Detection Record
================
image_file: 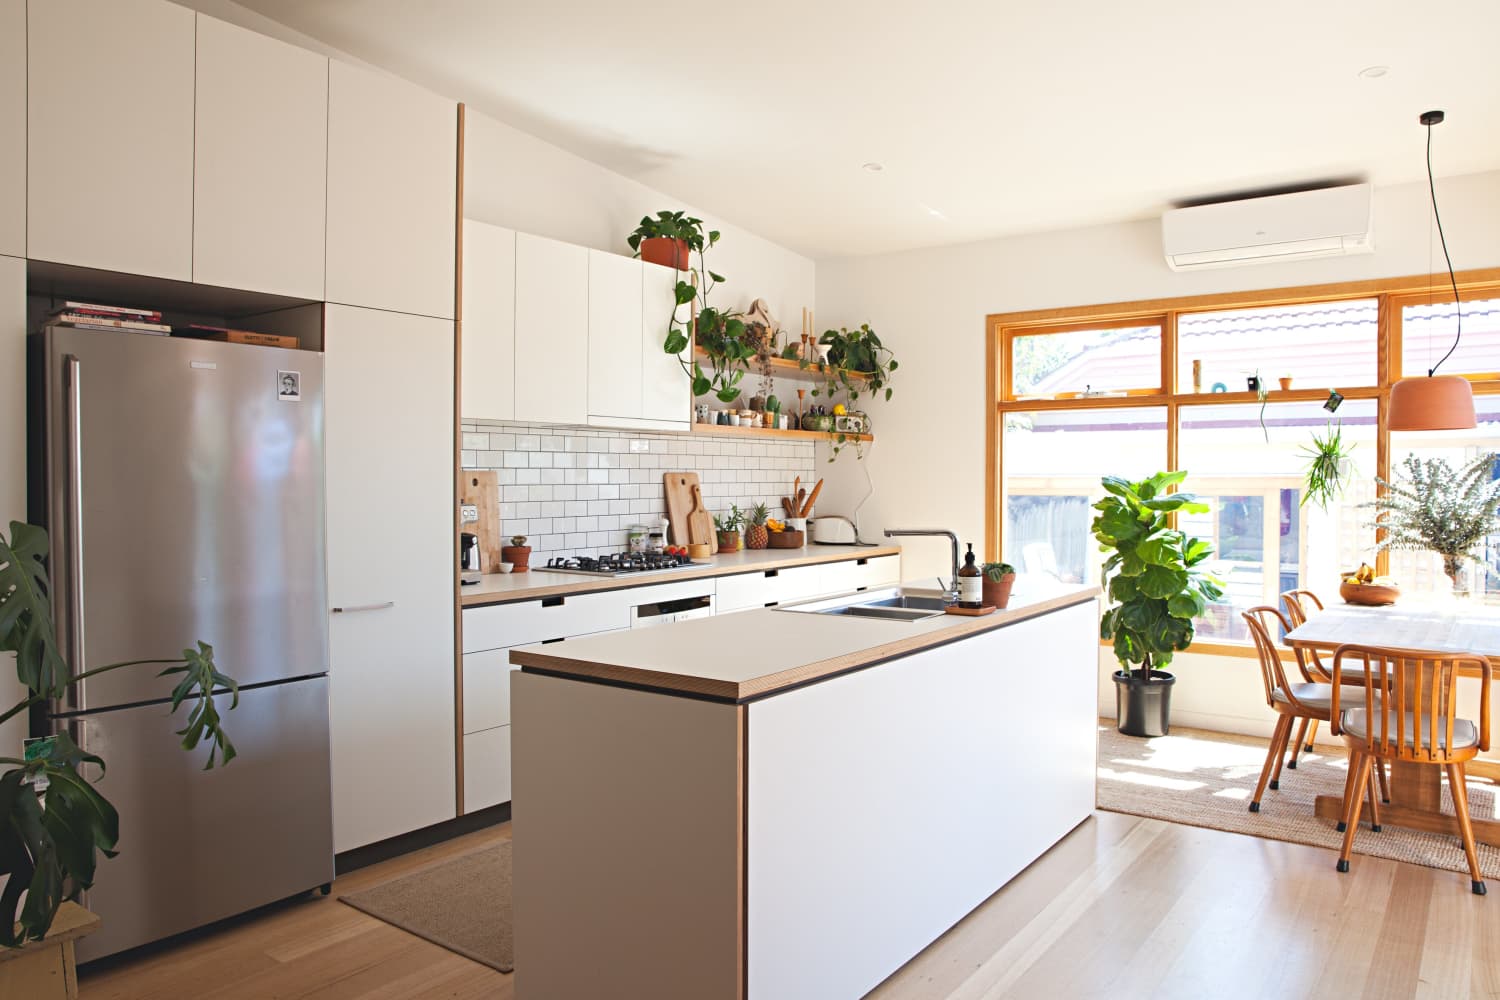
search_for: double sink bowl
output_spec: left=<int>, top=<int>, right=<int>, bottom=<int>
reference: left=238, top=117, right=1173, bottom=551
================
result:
left=778, top=586, right=949, bottom=622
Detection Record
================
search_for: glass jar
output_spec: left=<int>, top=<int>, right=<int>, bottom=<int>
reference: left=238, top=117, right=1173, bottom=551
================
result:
left=627, top=525, right=649, bottom=553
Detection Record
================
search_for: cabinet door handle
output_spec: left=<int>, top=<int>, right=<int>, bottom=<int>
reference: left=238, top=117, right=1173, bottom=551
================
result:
left=331, top=601, right=396, bottom=614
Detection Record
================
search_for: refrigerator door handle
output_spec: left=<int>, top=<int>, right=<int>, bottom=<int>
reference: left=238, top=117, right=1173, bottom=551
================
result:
left=64, top=354, right=88, bottom=713
left=330, top=601, right=395, bottom=614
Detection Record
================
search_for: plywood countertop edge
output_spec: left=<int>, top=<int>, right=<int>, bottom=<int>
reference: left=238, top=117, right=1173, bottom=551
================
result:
left=460, top=545, right=904, bottom=606
left=512, top=588, right=1101, bottom=701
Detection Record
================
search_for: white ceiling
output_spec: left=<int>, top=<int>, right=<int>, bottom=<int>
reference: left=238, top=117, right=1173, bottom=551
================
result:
left=232, top=0, right=1500, bottom=260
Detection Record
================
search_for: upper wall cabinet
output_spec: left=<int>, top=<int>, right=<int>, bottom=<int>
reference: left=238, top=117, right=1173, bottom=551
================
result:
left=193, top=15, right=328, bottom=299
left=461, top=219, right=517, bottom=421
left=326, top=61, right=456, bottom=319
left=0, top=0, right=23, bottom=258
left=641, top=263, right=691, bottom=425
left=587, top=249, right=644, bottom=421
left=514, top=232, right=588, bottom=424
left=27, top=0, right=196, bottom=280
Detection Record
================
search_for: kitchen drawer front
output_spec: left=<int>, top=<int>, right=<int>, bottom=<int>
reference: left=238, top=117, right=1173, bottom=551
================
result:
left=463, top=648, right=517, bottom=734
left=856, top=554, right=901, bottom=589
left=463, top=590, right=629, bottom=652
left=463, top=725, right=512, bottom=812
left=775, top=564, right=827, bottom=604
left=715, top=571, right=781, bottom=613
left=818, top=559, right=865, bottom=597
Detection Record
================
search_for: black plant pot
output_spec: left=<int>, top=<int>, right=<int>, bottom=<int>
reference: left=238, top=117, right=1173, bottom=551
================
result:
left=1114, top=669, right=1175, bottom=737
left=1246, top=376, right=1261, bottom=393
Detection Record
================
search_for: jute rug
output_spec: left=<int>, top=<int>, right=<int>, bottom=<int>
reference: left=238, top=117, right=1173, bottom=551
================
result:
left=340, top=840, right=514, bottom=973
left=1096, top=723, right=1500, bottom=879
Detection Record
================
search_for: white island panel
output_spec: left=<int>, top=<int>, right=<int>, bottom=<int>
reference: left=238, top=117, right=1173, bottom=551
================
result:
left=746, top=600, right=1098, bottom=1000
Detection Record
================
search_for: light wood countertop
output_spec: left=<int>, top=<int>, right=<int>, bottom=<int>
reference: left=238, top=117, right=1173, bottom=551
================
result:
left=460, top=544, right=904, bottom=606
left=510, top=583, right=1100, bottom=701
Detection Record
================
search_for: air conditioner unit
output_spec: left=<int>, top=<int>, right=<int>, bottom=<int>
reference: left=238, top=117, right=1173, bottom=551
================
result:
left=1162, top=183, right=1374, bottom=271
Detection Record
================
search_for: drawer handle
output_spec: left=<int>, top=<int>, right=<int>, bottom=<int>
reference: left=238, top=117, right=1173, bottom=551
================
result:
left=764, top=569, right=779, bottom=578
left=857, top=558, right=869, bottom=566
left=542, top=595, right=565, bottom=608
left=542, top=637, right=565, bottom=644
left=331, top=601, right=395, bottom=614
left=764, top=601, right=778, bottom=608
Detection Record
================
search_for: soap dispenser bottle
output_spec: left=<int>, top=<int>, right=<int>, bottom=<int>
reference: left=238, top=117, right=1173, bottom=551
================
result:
left=958, top=543, right=983, bottom=609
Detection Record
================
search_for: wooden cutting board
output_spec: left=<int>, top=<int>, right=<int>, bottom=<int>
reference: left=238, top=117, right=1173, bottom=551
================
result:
left=459, top=470, right=502, bottom=573
left=688, top=484, right=715, bottom=553
left=663, top=472, right=701, bottom=547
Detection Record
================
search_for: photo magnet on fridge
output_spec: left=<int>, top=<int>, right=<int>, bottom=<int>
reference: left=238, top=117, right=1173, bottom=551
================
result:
left=278, top=371, right=301, bottom=401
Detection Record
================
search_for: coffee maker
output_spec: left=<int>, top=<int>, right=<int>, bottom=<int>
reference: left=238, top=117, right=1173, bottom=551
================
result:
left=460, top=532, right=481, bottom=585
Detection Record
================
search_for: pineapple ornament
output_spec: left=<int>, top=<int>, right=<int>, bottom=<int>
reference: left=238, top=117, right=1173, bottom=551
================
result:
left=745, top=502, right=771, bottom=549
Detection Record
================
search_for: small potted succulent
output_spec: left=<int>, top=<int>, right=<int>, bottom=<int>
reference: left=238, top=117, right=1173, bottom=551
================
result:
left=744, top=503, right=770, bottom=550
left=501, top=534, right=532, bottom=572
left=1278, top=373, right=1294, bottom=391
left=714, top=505, right=744, bottom=552
left=627, top=210, right=719, bottom=271
left=981, top=561, right=1017, bottom=609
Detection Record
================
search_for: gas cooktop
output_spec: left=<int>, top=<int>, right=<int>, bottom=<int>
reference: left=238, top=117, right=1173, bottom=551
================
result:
left=533, top=552, right=696, bottom=577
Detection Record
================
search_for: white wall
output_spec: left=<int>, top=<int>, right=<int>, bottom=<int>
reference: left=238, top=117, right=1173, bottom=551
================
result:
left=816, top=170, right=1500, bottom=746
left=464, top=109, right=815, bottom=341
left=816, top=170, right=1500, bottom=580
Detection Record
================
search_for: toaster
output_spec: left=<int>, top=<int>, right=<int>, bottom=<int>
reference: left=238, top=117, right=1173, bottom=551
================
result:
left=812, top=515, right=858, bottom=545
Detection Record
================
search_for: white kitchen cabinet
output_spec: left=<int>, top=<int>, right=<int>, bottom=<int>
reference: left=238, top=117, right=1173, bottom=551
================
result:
left=325, top=304, right=456, bottom=851
left=514, top=232, right=588, bottom=424
left=27, top=0, right=195, bottom=279
left=463, top=647, right=518, bottom=734
left=460, top=219, right=516, bottom=420
left=641, top=262, right=691, bottom=425
left=193, top=15, right=327, bottom=299
left=463, top=725, right=513, bottom=812
left=819, top=554, right=902, bottom=596
left=716, top=564, right=825, bottom=613
left=0, top=0, right=23, bottom=258
left=326, top=60, right=456, bottom=319
left=587, top=249, right=644, bottom=421
left=463, top=589, right=629, bottom=654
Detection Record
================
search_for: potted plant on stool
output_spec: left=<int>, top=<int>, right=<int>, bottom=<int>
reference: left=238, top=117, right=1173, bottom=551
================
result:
left=1092, top=471, right=1224, bottom=737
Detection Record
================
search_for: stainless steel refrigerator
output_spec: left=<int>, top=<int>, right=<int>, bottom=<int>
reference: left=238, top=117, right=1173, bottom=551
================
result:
left=32, top=325, right=335, bottom=962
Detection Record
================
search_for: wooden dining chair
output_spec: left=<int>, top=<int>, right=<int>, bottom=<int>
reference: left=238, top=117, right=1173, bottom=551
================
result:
left=1280, top=589, right=1391, bottom=803
left=1329, top=643, right=1492, bottom=895
left=1243, top=607, right=1381, bottom=826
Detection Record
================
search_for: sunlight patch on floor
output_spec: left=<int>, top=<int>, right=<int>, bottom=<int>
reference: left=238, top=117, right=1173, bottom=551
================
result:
left=1097, top=766, right=1205, bottom=792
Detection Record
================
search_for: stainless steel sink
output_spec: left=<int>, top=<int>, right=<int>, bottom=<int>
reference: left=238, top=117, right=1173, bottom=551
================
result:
left=777, top=587, right=949, bottom=622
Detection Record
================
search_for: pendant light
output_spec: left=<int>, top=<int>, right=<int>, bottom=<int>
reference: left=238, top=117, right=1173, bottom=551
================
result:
left=1388, top=109, right=1476, bottom=431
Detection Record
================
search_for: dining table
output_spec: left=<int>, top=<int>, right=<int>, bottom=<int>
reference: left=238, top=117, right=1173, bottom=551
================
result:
left=1285, top=600, right=1500, bottom=846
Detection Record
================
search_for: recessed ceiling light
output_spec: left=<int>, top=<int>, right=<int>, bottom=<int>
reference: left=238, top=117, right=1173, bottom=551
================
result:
left=861, top=162, right=884, bottom=173
left=1358, top=65, right=1389, bottom=79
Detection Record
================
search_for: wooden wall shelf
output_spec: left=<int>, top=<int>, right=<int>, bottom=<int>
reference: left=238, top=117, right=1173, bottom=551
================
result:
left=691, top=422, right=873, bottom=444
left=693, top=349, right=872, bottom=385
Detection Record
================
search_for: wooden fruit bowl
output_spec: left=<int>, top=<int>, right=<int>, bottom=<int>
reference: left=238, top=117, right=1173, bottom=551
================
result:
left=1340, top=581, right=1400, bottom=606
left=767, top=530, right=804, bottom=549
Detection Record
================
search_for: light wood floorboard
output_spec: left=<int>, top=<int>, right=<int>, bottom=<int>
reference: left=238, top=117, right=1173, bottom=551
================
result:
left=81, top=812, right=1500, bottom=999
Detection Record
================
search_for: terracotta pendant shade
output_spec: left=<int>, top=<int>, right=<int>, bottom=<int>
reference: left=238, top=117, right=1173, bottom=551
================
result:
left=1387, top=374, right=1476, bottom=431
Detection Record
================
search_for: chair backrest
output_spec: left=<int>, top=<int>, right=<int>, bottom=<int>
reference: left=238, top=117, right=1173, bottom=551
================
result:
left=1330, top=644, right=1493, bottom=763
left=1279, top=589, right=1327, bottom=683
left=1242, top=606, right=1302, bottom=710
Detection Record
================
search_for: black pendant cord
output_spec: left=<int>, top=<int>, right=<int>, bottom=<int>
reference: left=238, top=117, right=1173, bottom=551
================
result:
left=1425, top=120, right=1463, bottom=377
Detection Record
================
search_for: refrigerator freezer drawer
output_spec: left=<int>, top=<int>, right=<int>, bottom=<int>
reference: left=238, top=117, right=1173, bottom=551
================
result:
left=71, top=677, right=334, bottom=962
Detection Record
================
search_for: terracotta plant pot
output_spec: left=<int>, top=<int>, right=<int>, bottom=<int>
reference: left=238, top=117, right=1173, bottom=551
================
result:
left=501, top=545, right=531, bottom=571
left=639, top=236, right=690, bottom=271
left=1279, top=377, right=1293, bottom=391
left=982, top=573, right=1016, bottom=610
left=716, top=530, right=741, bottom=552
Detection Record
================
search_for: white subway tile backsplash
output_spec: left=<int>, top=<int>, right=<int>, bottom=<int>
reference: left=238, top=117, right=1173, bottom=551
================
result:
left=464, top=419, right=816, bottom=561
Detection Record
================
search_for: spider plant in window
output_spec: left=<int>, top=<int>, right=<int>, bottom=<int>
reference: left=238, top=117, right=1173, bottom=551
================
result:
left=1300, top=420, right=1353, bottom=512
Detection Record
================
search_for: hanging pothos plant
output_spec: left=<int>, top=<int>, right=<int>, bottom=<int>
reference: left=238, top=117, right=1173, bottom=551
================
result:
left=803, top=324, right=899, bottom=459
left=644, top=212, right=753, bottom=404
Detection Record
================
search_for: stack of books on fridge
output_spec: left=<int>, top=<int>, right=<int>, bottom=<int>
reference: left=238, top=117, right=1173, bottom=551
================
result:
left=49, top=302, right=171, bottom=335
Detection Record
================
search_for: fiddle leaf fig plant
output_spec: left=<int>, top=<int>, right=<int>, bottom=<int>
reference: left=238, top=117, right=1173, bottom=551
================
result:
left=1091, top=472, right=1224, bottom=682
left=0, top=521, right=239, bottom=946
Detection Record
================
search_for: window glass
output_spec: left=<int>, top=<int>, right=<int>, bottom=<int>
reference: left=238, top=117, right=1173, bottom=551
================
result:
left=1388, top=395, right=1500, bottom=600
left=1002, top=407, right=1167, bottom=585
left=1011, top=325, right=1161, bottom=398
left=1178, top=400, right=1378, bottom=641
left=1178, top=299, right=1378, bottom=392
left=1401, top=297, right=1500, bottom=378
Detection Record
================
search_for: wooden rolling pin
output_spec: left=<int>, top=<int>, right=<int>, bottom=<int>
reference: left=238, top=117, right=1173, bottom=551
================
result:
left=800, top=478, right=824, bottom=517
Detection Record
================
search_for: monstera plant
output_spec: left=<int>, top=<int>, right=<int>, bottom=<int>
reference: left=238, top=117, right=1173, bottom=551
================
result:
left=0, top=521, right=237, bottom=945
left=1092, top=471, right=1224, bottom=737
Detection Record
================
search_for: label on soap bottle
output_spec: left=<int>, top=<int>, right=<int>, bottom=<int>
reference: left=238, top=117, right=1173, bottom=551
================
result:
left=960, top=576, right=983, bottom=606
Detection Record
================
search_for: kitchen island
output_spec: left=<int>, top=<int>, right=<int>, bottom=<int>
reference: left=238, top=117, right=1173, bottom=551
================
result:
left=510, top=583, right=1100, bottom=1000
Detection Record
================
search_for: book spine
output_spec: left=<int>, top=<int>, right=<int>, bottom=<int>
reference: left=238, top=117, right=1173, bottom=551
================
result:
left=60, top=301, right=161, bottom=318
left=55, top=314, right=173, bottom=332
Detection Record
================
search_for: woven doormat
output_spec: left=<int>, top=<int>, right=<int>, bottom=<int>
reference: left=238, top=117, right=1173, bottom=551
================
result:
left=1096, top=723, right=1500, bottom=879
left=340, top=840, right=514, bottom=973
